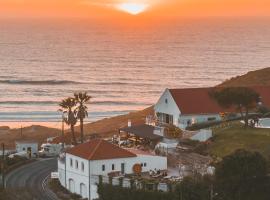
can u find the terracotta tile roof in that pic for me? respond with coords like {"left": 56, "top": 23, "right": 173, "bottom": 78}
{"left": 169, "top": 88, "right": 228, "bottom": 115}
{"left": 169, "top": 86, "right": 270, "bottom": 115}
{"left": 66, "top": 139, "right": 137, "bottom": 160}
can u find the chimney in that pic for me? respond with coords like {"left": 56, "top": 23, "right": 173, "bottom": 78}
{"left": 128, "top": 119, "right": 132, "bottom": 127}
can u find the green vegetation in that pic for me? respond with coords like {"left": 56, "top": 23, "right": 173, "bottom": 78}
{"left": 0, "top": 188, "right": 33, "bottom": 200}
{"left": 98, "top": 175, "right": 214, "bottom": 200}
{"left": 49, "top": 179, "right": 86, "bottom": 200}
{"left": 215, "top": 149, "right": 270, "bottom": 200}
{"left": 98, "top": 150, "right": 270, "bottom": 200}
{"left": 74, "top": 92, "right": 92, "bottom": 144}
{"left": 211, "top": 87, "right": 259, "bottom": 127}
{"left": 59, "top": 92, "right": 91, "bottom": 144}
{"left": 0, "top": 156, "right": 29, "bottom": 174}
{"left": 209, "top": 122, "right": 270, "bottom": 158}
{"left": 59, "top": 97, "right": 78, "bottom": 144}
{"left": 98, "top": 184, "right": 175, "bottom": 200}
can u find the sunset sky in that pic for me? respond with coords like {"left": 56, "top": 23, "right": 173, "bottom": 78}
{"left": 0, "top": 0, "right": 270, "bottom": 19}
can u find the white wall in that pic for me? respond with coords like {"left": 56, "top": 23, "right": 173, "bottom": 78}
{"left": 154, "top": 89, "right": 181, "bottom": 127}
{"left": 191, "top": 129, "right": 213, "bottom": 142}
{"left": 59, "top": 153, "right": 167, "bottom": 200}
{"left": 15, "top": 142, "right": 38, "bottom": 156}
{"left": 179, "top": 114, "right": 221, "bottom": 129}
{"left": 60, "top": 154, "right": 90, "bottom": 199}
{"left": 155, "top": 89, "right": 222, "bottom": 130}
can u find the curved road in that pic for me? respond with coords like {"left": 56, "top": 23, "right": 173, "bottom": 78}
{"left": 6, "top": 158, "right": 59, "bottom": 200}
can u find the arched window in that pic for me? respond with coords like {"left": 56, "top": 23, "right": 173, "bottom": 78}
{"left": 68, "top": 179, "right": 75, "bottom": 193}
{"left": 80, "top": 183, "right": 87, "bottom": 198}
{"left": 70, "top": 158, "right": 73, "bottom": 167}
{"left": 75, "top": 160, "right": 78, "bottom": 169}
{"left": 81, "top": 162, "right": 85, "bottom": 172}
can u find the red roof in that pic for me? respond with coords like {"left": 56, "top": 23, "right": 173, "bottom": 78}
{"left": 169, "top": 86, "right": 270, "bottom": 115}
{"left": 66, "top": 139, "right": 137, "bottom": 160}
{"left": 169, "top": 88, "right": 227, "bottom": 114}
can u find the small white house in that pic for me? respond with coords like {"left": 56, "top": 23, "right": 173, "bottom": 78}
{"left": 154, "top": 88, "right": 226, "bottom": 130}
{"left": 15, "top": 140, "right": 38, "bottom": 157}
{"left": 58, "top": 139, "right": 167, "bottom": 200}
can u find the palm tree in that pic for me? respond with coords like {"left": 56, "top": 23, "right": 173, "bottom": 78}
{"left": 74, "top": 92, "right": 91, "bottom": 143}
{"left": 59, "top": 97, "right": 77, "bottom": 145}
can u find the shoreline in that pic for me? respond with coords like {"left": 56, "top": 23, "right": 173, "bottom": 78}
{"left": 0, "top": 121, "right": 62, "bottom": 130}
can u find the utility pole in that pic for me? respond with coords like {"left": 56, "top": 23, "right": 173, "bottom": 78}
{"left": 210, "top": 183, "right": 214, "bottom": 200}
{"left": 20, "top": 125, "right": 23, "bottom": 138}
{"left": 62, "top": 115, "right": 64, "bottom": 137}
{"left": 1, "top": 143, "right": 5, "bottom": 189}
{"left": 61, "top": 114, "right": 65, "bottom": 149}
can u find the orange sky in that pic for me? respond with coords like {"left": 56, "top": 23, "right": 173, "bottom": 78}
{"left": 0, "top": 0, "right": 269, "bottom": 19}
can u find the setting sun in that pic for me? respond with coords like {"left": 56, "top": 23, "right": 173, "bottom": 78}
{"left": 116, "top": 2, "right": 149, "bottom": 15}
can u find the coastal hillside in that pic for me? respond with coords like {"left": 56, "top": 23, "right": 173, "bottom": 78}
{"left": 219, "top": 67, "right": 270, "bottom": 87}
{"left": 75, "top": 106, "right": 154, "bottom": 136}
{"left": 0, "top": 125, "right": 61, "bottom": 149}
{"left": 2, "top": 67, "right": 270, "bottom": 148}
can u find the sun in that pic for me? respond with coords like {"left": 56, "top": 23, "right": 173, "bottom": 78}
{"left": 116, "top": 3, "right": 149, "bottom": 15}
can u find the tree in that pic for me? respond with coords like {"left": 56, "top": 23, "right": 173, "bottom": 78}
{"left": 74, "top": 92, "right": 91, "bottom": 144}
{"left": 174, "top": 175, "right": 213, "bottom": 200}
{"left": 215, "top": 149, "right": 269, "bottom": 200}
{"left": 211, "top": 87, "right": 259, "bottom": 127}
{"left": 59, "top": 97, "right": 77, "bottom": 145}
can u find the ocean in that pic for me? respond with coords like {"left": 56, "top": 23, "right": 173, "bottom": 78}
{"left": 0, "top": 18, "right": 269, "bottom": 128}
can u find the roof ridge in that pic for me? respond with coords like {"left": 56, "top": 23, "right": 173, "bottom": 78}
{"left": 169, "top": 87, "right": 212, "bottom": 90}
{"left": 87, "top": 139, "right": 103, "bottom": 160}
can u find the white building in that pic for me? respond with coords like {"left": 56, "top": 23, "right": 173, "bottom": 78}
{"left": 15, "top": 140, "right": 38, "bottom": 157}
{"left": 58, "top": 139, "right": 167, "bottom": 200}
{"left": 154, "top": 88, "right": 227, "bottom": 130}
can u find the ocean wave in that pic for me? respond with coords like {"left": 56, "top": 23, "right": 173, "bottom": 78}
{"left": 0, "top": 100, "right": 152, "bottom": 107}
{"left": 0, "top": 110, "right": 133, "bottom": 122}
{"left": 92, "top": 100, "right": 151, "bottom": 106}
{"left": 95, "top": 82, "right": 157, "bottom": 87}
{"left": 0, "top": 101, "right": 59, "bottom": 105}
{"left": 0, "top": 79, "right": 84, "bottom": 85}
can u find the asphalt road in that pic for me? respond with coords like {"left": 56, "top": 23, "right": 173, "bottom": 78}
{"left": 5, "top": 158, "right": 59, "bottom": 200}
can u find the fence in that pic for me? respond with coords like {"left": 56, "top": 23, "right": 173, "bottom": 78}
{"left": 93, "top": 175, "right": 171, "bottom": 192}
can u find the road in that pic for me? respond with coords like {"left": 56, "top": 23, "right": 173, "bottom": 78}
{"left": 5, "top": 158, "right": 59, "bottom": 200}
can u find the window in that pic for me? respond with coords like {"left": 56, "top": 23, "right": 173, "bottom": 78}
{"left": 144, "top": 163, "right": 147, "bottom": 167}
{"left": 141, "top": 163, "right": 143, "bottom": 167}
{"left": 81, "top": 162, "right": 84, "bottom": 172}
{"left": 102, "top": 165, "right": 105, "bottom": 171}
{"left": 112, "top": 164, "right": 115, "bottom": 170}
{"left": 208, "top": 117, "right": 216, "bottom": 121}
{"left": 23, "top": 147, "right": 25, "bottom": 151}
{"left": 165, "top": 98, "right": 168, "bottom": 104}
{"left": 75, "top": 160, "right": 78, "bottom": 169}
{"left": 70, "top": 158, "right": 73, "bottom": 167}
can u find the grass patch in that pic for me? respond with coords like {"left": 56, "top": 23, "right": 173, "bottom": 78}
{"left": 49, "top": 179, "right": 86, "bottom": 200}
{"left": 208, "top": 122, "right": 270, "bottom": 158}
